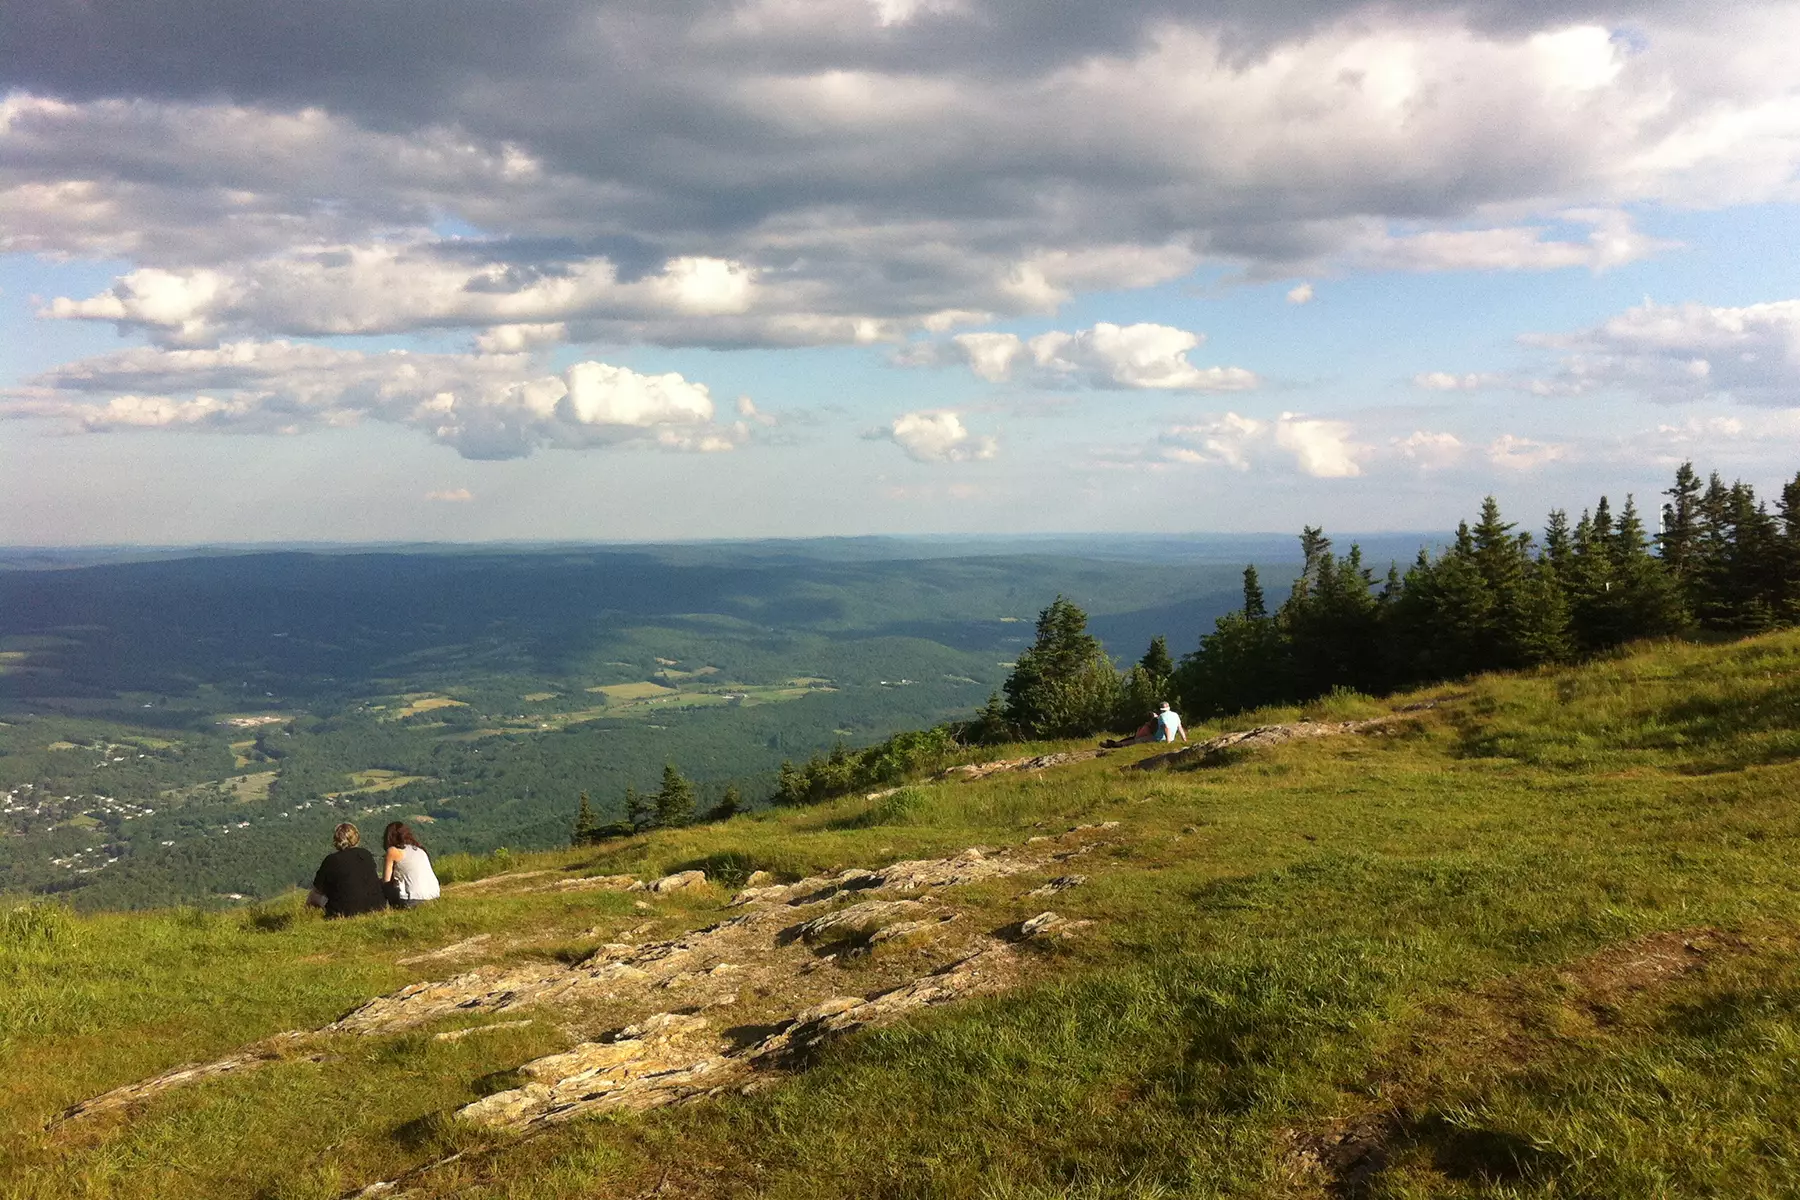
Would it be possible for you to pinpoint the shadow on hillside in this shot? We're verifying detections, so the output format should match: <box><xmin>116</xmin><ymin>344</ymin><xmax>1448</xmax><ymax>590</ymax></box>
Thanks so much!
<box><xmin>1659</xmin><ymin>677</ymin><xmax>1800</xmax><ymax>772</ymax></box>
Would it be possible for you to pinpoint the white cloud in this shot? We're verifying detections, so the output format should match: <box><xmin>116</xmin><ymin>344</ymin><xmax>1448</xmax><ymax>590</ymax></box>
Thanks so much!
<box><xmin>1</xmin><ymin>341</ymin><xmax>746</xmax><ymax>460</ymax></box>
<box><xmin>1488</xmin><ymin>434</ymin><xmax>1570</xmax><ymax>471</ymax></box>
<box><xmin>934</xmin><ymin>322</ymin><xmax>1257</xmax><ymax>391</ymax></box>
<box><xmin>1352</xmin><ymin>210</ymin><xmax>1677</xmax><ymax>274</ymax></box>
<box><xmin>872</xmin><ymin>410</ymin><xmax>998</xmax><ymax>463</ymax></box>
<box><xmin>9</xmin><ymin>6</ymin><xmax>1800</xmax><ymax>350</ymax></box>
<box><xmin>1393</xmin><ymin>430</ymin><xmax>1467</xmax><ymax>470</ymax></box>
<box><xmin>1412</xmin><ymin>371</ymin><xmax>1504</xmax><ymax>391</ymax></box>
<box><xmin>1274</xmin><ymin>414</ymin><xmax>1365</xmax><ymax>478</ymax></box>
<box><xmin>1158</xmin><ymin>413</ymin><xmax>1266</xmax><ymax>470</ymax></box>
<box><xmin>1157</xmin><ymin>411</ymin><xmax>1366</xmax><ymax>477</ymax></box>
<box><xmin>42</xmin><ymin>246</ymin><xmax>758</xmax><ymax>347</ymax></box>
<box><xmin>1525</xmin><ymin>298</ymin><xmax>1800</xmax><ymax>403</ymax></box>
<box><xmin>475</xmin><ymin>323</ymin><xmax>567</xmax><ymax>354</ymax></box>
<box><xmin>424</xmin><ymin>488</ymin><xmax>474</xmax><ymax>502</ymax></box>
<box><xmin>1286</xmin><ymin>282</ymin><xmax>1314</xmax><ymax>305</ymax></box>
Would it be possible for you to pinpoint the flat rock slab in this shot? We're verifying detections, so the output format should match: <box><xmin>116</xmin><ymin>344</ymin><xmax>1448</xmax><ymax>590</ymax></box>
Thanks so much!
<box><xmin>1127</xmin><ymin>717</ymin><xmax>1398</xmax><ymax>771</ymax></box>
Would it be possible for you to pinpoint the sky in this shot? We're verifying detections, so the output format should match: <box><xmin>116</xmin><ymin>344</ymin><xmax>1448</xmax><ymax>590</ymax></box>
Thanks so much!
<box><xmin>3</xmin><ymin>0</ymin><xmax>1800</xmax><ymax>545</ymax></box>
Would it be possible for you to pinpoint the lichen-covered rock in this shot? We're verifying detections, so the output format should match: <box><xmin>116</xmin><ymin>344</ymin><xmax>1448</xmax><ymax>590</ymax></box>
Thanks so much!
<box><xmin>791</xmin><ymin>899</ymin><xmax>932</xmax><ymax>943</ymax></box>
<box><xmin>640</xmin><ymin>870</ymin><xmax>708</xmax><ymax>894</ymax></box>
<box><xmin>1018</xmin><ymin>911</ymin><xmax>1092</xmax><ymax>940</ymax></box>
<box><xmin>1024</xmin><ymin>874</ymin><xmax>1087</xmax><ymax>897</ymax></box>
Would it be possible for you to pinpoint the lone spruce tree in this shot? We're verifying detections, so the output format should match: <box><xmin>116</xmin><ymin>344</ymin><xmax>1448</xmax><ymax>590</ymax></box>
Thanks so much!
<box><xmin>708</xmin><ymin>784</ymin><xmax>743</xmax><ymax>822</ymax></box>
<box><xmin>571</xmin><ymin>791</ymin><xmax>599</xmax><ymax>846</ymax></box>
<box><xmin>655</xmin><ymin>764</ymin><xmax>696</xmax><ymax>828</ymax></box>
<box><xmin>1002</xmin><ymin>595</ymin><xmax>1120</xmax><ymax>737</ymax></box>
<box><xmin>625</xmin><ymin>784</ymin><xmax>656</xmax><ymax>833</ymax></box>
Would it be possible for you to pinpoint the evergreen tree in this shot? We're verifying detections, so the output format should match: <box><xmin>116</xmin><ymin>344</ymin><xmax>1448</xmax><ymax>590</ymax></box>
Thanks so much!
<box><xmin>1241</xmin><ymin>564</ymin><xmax>1268</xmax><ymax>619</ymax></box>
<box><xmin>655</xmin><ymin>764</ymin><xmax>696</xmax><ymax>828</ymax></box>
<box><xmin>1610</xmin><ymin>495</ymin><xmax>1688</xmax><ymax>639</ymax></box>
<box><xmin>571</xmin><ymin>791</ymin><xmax>599</xmax><ymax>846</ymax></box>
<box><xmin>1660</xmin><ymin>461</ymin><xmax>1704</xmax><ymax>594</ymax></box>
<box><xmin>625</xmin><ymin>784</ymin><xmax>655</xmax><ymax>833</ymax></box>
<box><xmin>1174</xmin><ymin>563</ymin><xmax>1292</xmax><ymax>717</ymax></box>
<box><xmin>708</xmin><ymin>784</ymin><xmax>742</xmax><ymax>823</ymax></box>
<box><xmin>1393</xmin><ymin>535</ymin><xmax>1494</xmax><ymax>681</ymax></box>
<box><xmin>1778</xmin><ymin>471</ymin><xmax>1800</xmax><ymax>621</ymax></box>
<box><xmin>1139</xmin><ymin>636</ymin><xmax>1174</xmax><ymax>684</ymax></box>
<box><xmin>1002</xmin><ymin>595</ymin><xmax>1121</xmax><ymax>737</ymax></box>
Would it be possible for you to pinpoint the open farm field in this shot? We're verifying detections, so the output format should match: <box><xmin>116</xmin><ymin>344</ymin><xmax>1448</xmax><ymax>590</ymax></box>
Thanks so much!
<box><xmin>586</xmin><ymin>681</ymin><xmax>680</xmax><ymax>701</ymax></box>
<box><xmin>5</xmin><ymin>633</ymin><xmax>1799</xmax><ymax>1198</ymax></box>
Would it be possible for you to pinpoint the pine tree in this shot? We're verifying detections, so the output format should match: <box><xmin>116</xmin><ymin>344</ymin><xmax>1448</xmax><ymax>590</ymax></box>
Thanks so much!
<box><xmin>1660</xmin><ymin>461</ymin><xmax>1704</xmax><ymax>593</ymax></box>
<box><xmin>571</xmin><ymin>791</ymin><xmax>599</xmax><ymax>846</ymax></box>
<box><xmin>655</xmin><ymin>764</ymin><xmax>695</xmax><ymax>828</ymax></box>
<box><xmin>1610</xmin><ymin>494</ymin><xmax>1688</xmax><ymax>639</ymax></box>
<box><xmin>1778</xmin><ymin>471</ymin><xmax>1800</xmax><ymax>621</ymax></box>
<box><xmin>625</xmin><ymin>784</ymin><xmax>655</xmax><ymax>833</ymax></box>
<box><xmin>1002</xmin><ymin>595</ymin><xmax>1120</xmax><ymax>737</ymax></box>
<box><xmin>708</xmin><ymin>784</ymin><xmax>742</xmax><ymax>823</ymax></box>
<box><xmin>1139</xmin><ymin>636</ymin><xmax>1174</xmax><ymax>683</ymax></box>
<box><xmin>1241</xmin><ymin>564</ymin><xmax>1268</xmax><ymax>619</ymax></box>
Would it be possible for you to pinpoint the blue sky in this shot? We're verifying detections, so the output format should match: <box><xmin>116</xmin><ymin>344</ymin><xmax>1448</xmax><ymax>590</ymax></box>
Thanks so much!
<box><xmin>4</xmin><ymin>3</ymin><xmax>1800</xmax><ymax>545</ymax></box>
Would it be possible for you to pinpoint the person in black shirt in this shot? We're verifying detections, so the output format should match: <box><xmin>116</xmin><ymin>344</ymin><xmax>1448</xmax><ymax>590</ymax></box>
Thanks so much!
<box><xmin>306</xmin><ymin>822</ymin><xmax>386</xmax><ymax>919</ymax></box>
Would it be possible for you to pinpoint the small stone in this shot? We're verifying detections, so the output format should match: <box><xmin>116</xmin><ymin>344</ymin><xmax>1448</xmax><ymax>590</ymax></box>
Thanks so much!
<box><xmin>743</xmin><ymin>870</ymin><xmax>775</xmax><ymax>888</ymax></box>
<box><xmin>647</xmin><ymin>870</ymin><xmax>708</xmax><ymax>894</ymax></box>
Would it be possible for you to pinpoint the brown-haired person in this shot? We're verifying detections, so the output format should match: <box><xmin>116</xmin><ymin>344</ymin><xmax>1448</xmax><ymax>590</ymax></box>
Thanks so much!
<box><xmin>305</xmin><ymin>823</ymin><xmax>386</xmax><ymax>919</ymax></box>
<box><xmin>381</xmin><ymin>821</ymin><xmax>441</xmax><ymax>910</ymax></box>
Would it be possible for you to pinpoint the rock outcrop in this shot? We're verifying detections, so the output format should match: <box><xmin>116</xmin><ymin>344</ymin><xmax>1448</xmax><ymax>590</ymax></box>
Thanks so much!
<box><xmin>54</xmin><ymin>825</ymin><xmax>1117</xmax><ymax>1131</ymax></box>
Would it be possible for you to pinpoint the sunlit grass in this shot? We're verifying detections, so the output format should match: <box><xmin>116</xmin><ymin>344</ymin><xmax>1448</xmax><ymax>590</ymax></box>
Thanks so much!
<box><xmin>6</xmin><ymin>631</ymin><xmax>1800</xmax><ymax>1197</ymax></box>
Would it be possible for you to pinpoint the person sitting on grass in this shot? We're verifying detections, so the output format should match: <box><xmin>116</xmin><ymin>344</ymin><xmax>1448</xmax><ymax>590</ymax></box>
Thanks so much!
<box><xmin>380</xmin><ymin>820</ymin><xmax>441</xmax><ymax>910</ymax></box>
<box><xmin>305</xmin><ymin>822</ymin><xmax>386</xmax><ymax>919</ymax></box>
<box><xmin>1101</xmin><ymin>710</ymin><xmax>1162</xmax><ymax>749</ymax></box>
<box><xmin>1154</xmin><ymin>701</ymin><xmax>1187</xmax><ymax>743</ymax></box>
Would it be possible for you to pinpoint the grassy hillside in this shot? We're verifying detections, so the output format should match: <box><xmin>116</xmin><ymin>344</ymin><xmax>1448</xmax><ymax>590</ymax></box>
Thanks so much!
<box><xmin>5</xmin><ymin>632</ymin><xmax>1800</xmax><ymax>1198</ymax></box>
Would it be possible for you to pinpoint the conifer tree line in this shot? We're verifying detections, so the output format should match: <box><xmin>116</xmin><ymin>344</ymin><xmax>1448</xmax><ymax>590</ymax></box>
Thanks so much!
<box><xmin>582</xmin><ymin>460</ymin><xmax>1800</xmax><ymax>819</ymax></box>
<box><xmin>570</xmin><ymin>768</ymin><xmax>741</xmax><ymax>845</ymax></box>
<box><xmin>990</xmin><ymin>460</ymin><xmax>1800</xmax><ymax>735</ymax></box>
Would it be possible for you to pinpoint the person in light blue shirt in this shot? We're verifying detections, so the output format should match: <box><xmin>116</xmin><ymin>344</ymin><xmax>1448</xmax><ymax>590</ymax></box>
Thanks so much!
<box><xmin>1154</xmin><ymin>702</ymin><xmax>1186</xmax><ymax>743</ymax></box>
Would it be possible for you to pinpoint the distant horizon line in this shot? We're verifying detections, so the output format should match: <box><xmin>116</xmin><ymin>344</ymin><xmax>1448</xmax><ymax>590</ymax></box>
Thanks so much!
<box><xmin>0</xmin><ymin>529</ymin><xmax>1454</xmax><ymax>552</ymax></box>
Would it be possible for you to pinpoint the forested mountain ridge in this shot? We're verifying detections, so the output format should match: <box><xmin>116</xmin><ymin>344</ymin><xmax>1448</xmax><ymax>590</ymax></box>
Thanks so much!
<box><xmin>0</xmin><ymin>543</ymin><xmax>1263</xmax><ymax>909</ymax></box>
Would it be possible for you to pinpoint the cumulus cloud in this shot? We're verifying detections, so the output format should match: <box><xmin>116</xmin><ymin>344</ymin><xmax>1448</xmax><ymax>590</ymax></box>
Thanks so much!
<box><xmin>1525</xmin><ymin>298</ymin><xmax>1800</xmax><ymax>403</ymax></box>
<box><xmin>869</xmin><ymin>410</ymin><xmax>998</xmax><ymax>463</ymax></box>
<box><xmin>1156</xmin><ymin>411</ymin><xmax>1367</xmax><ymax>477</ymax></box>
<box><xmin>6</xmin><ymin>5</ymin><xmax>1800</xmax><ymax>349</ymax></box>
<box><xmin>1394</xmin><ymin>430</ymin><xmax>1467</xmax><ymax>470</ymax></box>
<box><xmin>922</xmin><ymin>322</ymin><xmax>1257</xmax><ymax>391</ymax></box>
<box><xmin>1488</xmin><ymin>433</ymin><xmax>1570</xmax><ymax>470</ymax></box>
<box><xmin>1286</xmin><ymin>282</ymin><xmax>1314</xmax><ymax>304</ymax></box>
<box><xmin>0</xmin><ymin>341</ymin><xmax>749</xmax><ymax>460</ymax></box>
<box><xmin>42</xmin><ymin>246</ymin><xmax>758</xmax><ymax>347</ymax></box>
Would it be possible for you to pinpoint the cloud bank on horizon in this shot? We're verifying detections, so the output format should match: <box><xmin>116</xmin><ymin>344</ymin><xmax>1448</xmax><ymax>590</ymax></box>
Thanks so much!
<box><xmin>4</xmin><ymin>0</ymin><xmax>1800</xmax><ymax>540</ymax></box>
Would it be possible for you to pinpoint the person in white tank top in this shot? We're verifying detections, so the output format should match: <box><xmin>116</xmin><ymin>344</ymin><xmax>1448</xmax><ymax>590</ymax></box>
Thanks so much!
<box><xmin>380</xmin><ymin>821</ymin><xmax>441</xmax><ymax>909</ymax></box>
